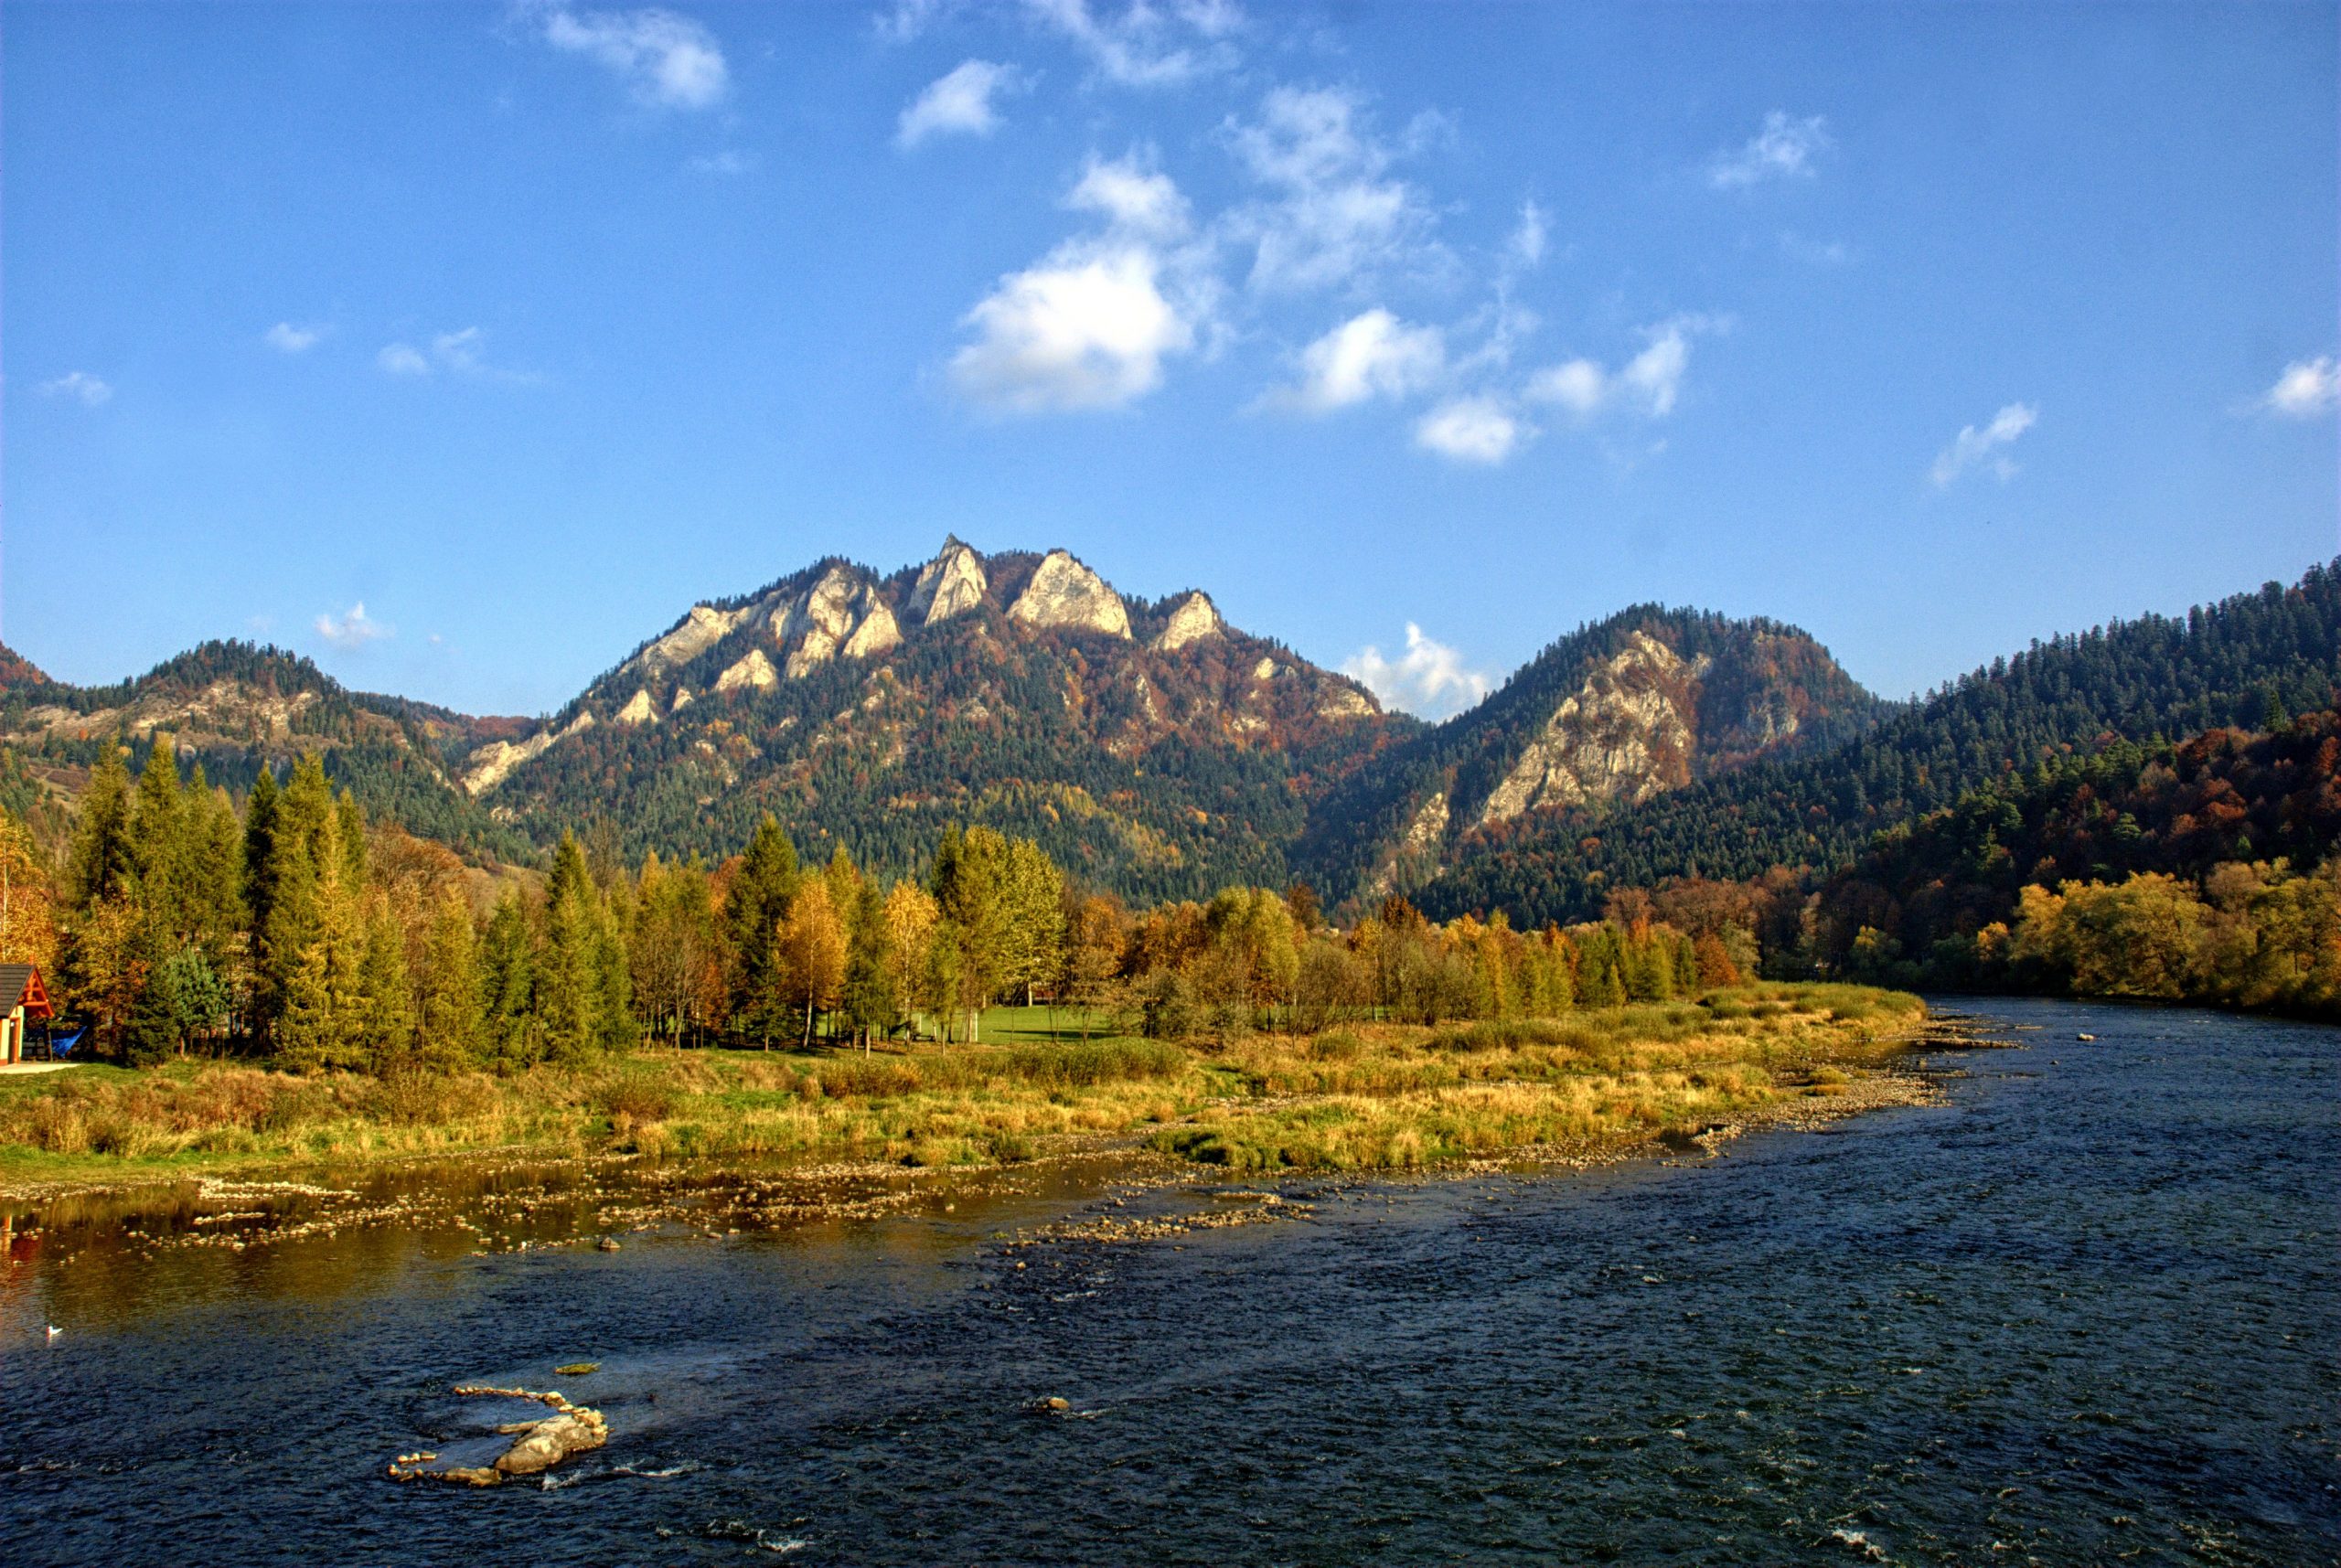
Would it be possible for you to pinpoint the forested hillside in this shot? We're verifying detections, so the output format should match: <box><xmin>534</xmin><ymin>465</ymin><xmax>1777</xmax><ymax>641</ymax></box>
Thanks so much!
<box><xmin>463</xmin><ymin>540</ymin><xmax>1410</xmax><ymax>901</ymax></box>
<box><xmin>1800</xmin><ymin>708</ymin><xmax>2340</xmax><ymax>1015</ymax></box>
<box><xmin>1419</xmin><ymin>564</ymin><xmax>2341</xmax><ymax>925</ymax></box>
<box><xmin>0</xmin><ymin>640</ymin><xmax>529</xmax><ymax>859</ymax></box>
<box><xmin>1294</xmin><ymin>606</ymin><xmax>1887</xmax><ymax>909</ymax></box>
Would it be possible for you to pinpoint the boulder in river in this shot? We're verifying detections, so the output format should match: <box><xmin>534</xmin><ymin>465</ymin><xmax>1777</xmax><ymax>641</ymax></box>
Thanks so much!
<box><xmin>388</xmin><ymin>1385</ymin><xmax>608</xmax><ymax>1487</ymax></box>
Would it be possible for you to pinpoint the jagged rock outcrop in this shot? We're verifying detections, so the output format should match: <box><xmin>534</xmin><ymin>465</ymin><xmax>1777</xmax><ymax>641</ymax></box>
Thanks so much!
<box><xmin>1318</xmin><ymin>684</ymin><xmax>1377</xmax><ymax>720</ymax></box>
<box><xmin>716</xmin><ymin>647</ymin><xmax>779</xmax><ymax>694</ymax></box>
<box><xmin>1009</xmin><ymin>550</ymin><xmax>1130</xmax><ymax>638</ymax></box>
<box><xmin>625</xmin><ymin>603</ymin><xmax>748</xmax><ymax>677</ymax></box>
<box><xmin>615</xmin><ymin>688</ymin><xmax>656</xmax><ymax>726</ymax></box>
<box><xmin>1152</xmin><ymin>591</ymin><xmax>1224</xmax><ymax>652</ymax></box>
<box><xmin>770</xmin><ymin>566</ymin><xmax>902</xmax><ymax>677</ymax></box>
<box><xmin>1475</xmin><ymin>633</ymin><xmax>1706</xmax><ymax>827</ymax></box>
<box><xmin>905</xmin><ymin>537</ymin><xmax>989</xmax><ymax>625</ymax></box>
<box><xmin>463</xmin><ymin>710</ymin><xmax>595</xmax><ymax>795</ymax></box>
<box><xmin>1365</xmin><ymin>790</ymin><xmax>1449</xmax><ymax>900</ymax></box>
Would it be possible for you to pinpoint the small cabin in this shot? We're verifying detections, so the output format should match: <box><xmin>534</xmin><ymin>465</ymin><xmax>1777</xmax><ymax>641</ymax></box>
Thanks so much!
<box><xmin>0</xmin><ymin>964</ymin><xmax>55</xmax><ymax>1064</ymax></box>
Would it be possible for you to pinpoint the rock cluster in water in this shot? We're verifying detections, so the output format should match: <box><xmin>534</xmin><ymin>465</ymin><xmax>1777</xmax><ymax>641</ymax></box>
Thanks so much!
<box><xmin>388</xmin><ymin>1385</ymin><xmax>608</xmax><ymax>1488</ymax></box>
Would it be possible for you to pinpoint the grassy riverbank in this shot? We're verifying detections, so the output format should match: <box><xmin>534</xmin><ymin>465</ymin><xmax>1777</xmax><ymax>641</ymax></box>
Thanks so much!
<box><xmin>0</xmin><ymin>984</ymin><xmax>1927</xmax><ymax>1192</ymax></box>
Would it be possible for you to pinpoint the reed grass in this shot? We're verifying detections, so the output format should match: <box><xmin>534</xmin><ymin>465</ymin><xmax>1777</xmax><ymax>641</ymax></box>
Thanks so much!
<box><xmin>0</xmin><ymin>984</ymin><xmax>1923</xmax><ymax>1188</ymax></box>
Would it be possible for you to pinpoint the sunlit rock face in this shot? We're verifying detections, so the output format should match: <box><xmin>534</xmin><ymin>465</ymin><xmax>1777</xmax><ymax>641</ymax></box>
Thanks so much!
<box><xmin>1365</xmin><ymin>788</ymin><xmax>1449</xmax><ymax>901</ymax></box>
<box><xmin>1010</xmin><ymin>550</ymin><xmax>1131</xmax><ymax>638</ymax></box>
<box><xmin>905</xmin><ymin>537</ymin><xmax>989</xmax><ymax>625</ymax></box>
<box><xmin>1151</xmin><ymin>591</ymin><xmax>1224</xmax><ymax>652</ymax></box>
<box><xmin>625</xmin><ymin>603</ymin><xmax>749</xmax><ymax>677</ymax></box>
<box><xmin>715</xmin><ymin>647</ymin><xmax>779</xmax><ymax>693</ymax></box>
<box><xmin>615</xmin><ymin>688</ymin><xmax>657</xmax><ymax>726</ymax></box>
<box><xmin>462</xmin><ymin>710</ymin><xmax>595</xmax><ymax>795</ymax></box>
<box><xmin>768</xmin><ymin>565</ymin><xmax>903</xmax><ymax>677</ymax></box>
<box><xmin>1475</xmin><ymin>633</ymin><xmax>1707</xmax><ymax>827</ymax></box>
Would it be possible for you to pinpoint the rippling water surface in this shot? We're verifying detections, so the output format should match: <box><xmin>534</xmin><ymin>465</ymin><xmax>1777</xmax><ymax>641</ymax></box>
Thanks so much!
<box><xmin>2</xmin><ymin>997</ymin><xmax>2335</xmax><ymax>1565</ymax></box>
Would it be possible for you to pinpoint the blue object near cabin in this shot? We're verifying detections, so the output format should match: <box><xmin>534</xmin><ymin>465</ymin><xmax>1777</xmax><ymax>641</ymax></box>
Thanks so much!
<box><xmin>49</xmin><ymin>1029</ymin><xmax>83</xmax><ymax>1058</ymax></box>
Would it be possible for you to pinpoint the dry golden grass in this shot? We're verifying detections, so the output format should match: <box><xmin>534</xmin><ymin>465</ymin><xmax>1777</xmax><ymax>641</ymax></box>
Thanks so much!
<box><xmin>0</xmin><ymin>984</ymin><xmax>1924</xmax><ymax>1188</ymax></box>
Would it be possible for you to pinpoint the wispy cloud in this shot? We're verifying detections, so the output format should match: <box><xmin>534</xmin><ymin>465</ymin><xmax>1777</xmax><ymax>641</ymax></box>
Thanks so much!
<box><xmin>1930</xmin><ymin>401</ymin><xmax>2037</xmax><ymax>486</ymax></box>
<box><xmin>377</xmin><ymin>327</ymin><xmax>536</xmax><ymax>383</ymax></box>
<box><xmin>2260</xmin><ymin>356</ymin><xmax>2338</xmax><ymax>418</ymax></box>
<box><xmin>950</xmin><ymin>153</ymin><xmax>1211</xmax><ymax>412</ymax></box>
<box><xmin>1342</xmin><ymin>623</ymin><xmax>1491</xmax><ymax>719</ymax></box>
<box><xmin>315</xmin><ymin>602</ymin><xmax>392</xmax><ymax>650</ymax></box>
<box><xmin>1025</xmin><ymin>0</ymin><xmax>1242</xmax><ymax>88</ymax></box>
<box><xmin>1505</xmin><ymin>199</ymin><xmax>1548</xmax><ymax>271</ymax></box>
<box><xmin>687</xmin><ymin>148</ymin><xmax>757</xmax><ymax>176</ymax></box>
<box><xmin>897</xmin><ymin>59</ymin><xmax>1030</xmax><ymax>148</ymax></box>
<box><xmin>1263</xmin><ymin>308</ymin><xmax>1444</xmax><ymax>414</ymax></box>
<box><xmin>873</xmin><ymin>0</ymin><xmax>957</xmax><ymax>42</ymax></box>
<box><xmin>1223</xmin><ymin>85</ymin><xmax>1442</xmax><ymax>296</ymax></box>
<box><xmin>39</xmin><ymin>371</ymin><xmax>112</xmax><ymax>407</ymax></box>
<box><xmin>1524</xmin><ymin>317</ymin><xmax>1716</xmax><ymax>421</ymax></box>
<box><xmin>1710</xmin><ymin>111</ymin><xmax>1832</xmax><ymax>188</ymax></box>
<box><xmin>1415</xmin><ymin>397</ymin><xmax>1524</xmax><ymax>464</ymax></box>
<box><xmin>264</xmin><ymin>322</ymin><xmax>327</xmax><ymax>354</ymax></box>
<box><xmin>527</xmin><ymin>1</ymin><xmax>728</xmax><ymax>111</ymax></box>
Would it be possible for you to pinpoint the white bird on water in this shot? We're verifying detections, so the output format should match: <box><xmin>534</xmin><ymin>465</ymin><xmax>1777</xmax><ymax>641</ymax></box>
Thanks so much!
<box><xmin>46</xmin><ymin>1325</ymin><xmax>61</xmax><ymax>1344</ymax></box>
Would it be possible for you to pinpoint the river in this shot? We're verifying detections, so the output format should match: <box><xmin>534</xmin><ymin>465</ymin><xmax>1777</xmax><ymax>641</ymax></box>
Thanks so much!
<box><xmin>1</xmin><ymin>997</ymin><xmax>2334</xmax><ymax>1565</ymax></box>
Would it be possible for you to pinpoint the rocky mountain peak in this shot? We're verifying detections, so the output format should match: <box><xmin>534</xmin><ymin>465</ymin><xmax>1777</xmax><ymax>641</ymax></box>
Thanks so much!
<box><xmin>905</xmin><ymin>536</ymin><xmax>989</xmax><ymax>625</ymax></box>
<box><xmin>1151</xmin><ymin>590</ymin><xmax>1224</xmax><ymax>652</ymax></box>
<box><xmin>1008</xmin><ymin>549</ymin><xmax>1131</xmax><ymax>639</ymax></box>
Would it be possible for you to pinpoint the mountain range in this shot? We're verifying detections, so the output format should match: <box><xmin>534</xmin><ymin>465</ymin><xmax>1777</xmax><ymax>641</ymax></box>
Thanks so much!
<box><xmin>5</xmin><ymin>544</ymin><xmax>2336</xmax><ymax>920</ymax></box>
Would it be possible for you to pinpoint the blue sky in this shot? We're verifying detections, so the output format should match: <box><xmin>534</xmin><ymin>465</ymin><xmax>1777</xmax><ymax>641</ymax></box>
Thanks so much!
<box><xmin>7</xmin><ymin>0</ymin><xmax>2336</xmax><ymax>719</ymax></box>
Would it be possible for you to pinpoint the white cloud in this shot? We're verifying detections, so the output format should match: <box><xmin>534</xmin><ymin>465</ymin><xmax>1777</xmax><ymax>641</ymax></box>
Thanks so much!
<box><xmin>2261</xmin><ymin>356</ymin><xmax>2338</xmax><ymax>418</ymax></box>
<box><xmin>1710</xmin><ymin>111</ymin><xmax>1832</xmax><ymax>188</ymax></box>
<box><xmin>1930</xmin><ymin>401</ymin><xmax>2037</xmax><ymax>486</ymax></box>
<box><xmin>1342</xmin><ymin>623</ymin><xmax>1491</xmax><ymax>720</ymax></box>
<box><xmin>1224</xmin><ymin>85</ymin><xmax>1439</xmax><ymax>295</ymax></box>
<box><xmin>264</xmin><ymin>322</ymin><xmax>326</xmax><ymax>354</ymax></box>
<box><xmin>1506</xmin><ymin>199</ymin><xmax>1548</xmax><ymax>270</ymax></box>
<box><xmin>315</xmin><ymin>602</ymin><xmax>392</xmax><ymax>650</ymax></box>
<box><xmin>897</xmin><ymin>59</ymin><xmax>1029</xmax><ymax>148</ymax></box>
<box><xmin>952</xmin><ymin>247</ymin><xmax>1194</xmax><ymax>412</ymax></box>
<box><xmin>1266</xmin><ymin>308</ymin><xmax>1444</xmax><ymax>413</ymax></box>
<box><xmin>951</xmin><ymin>155</ymin><xmax>1210</xmax><ymax>413</ymax></box>
<box><xmin>38</xmin><ymin>371</ymin><xmax>112</xmax><ymax>406</ymax></box>
<box><xmin>531</xmin><ymin>2</ymin><xmax>727</xmax><ymax>111</ymax></box>
<box><xmin>1067</xmin><ymin>151</ymin><xmax>1189</xmax><ymax>236</ymax></box>
<box><xmin>378</xmin><ymin>343</ymin><xmax>432</xmax><ymax>376</ymax></box>
<box><xmin>1024</xmin><ymin>0</ymin><xmax>1241</xmax><ymax>88</ymax></box>
<box><xmin>1415</xmin><ymin>397</ymin><xmax>1524</xmax><ymax>464</ymax></box>
<box><xmin>1524</xmin><ymin>318</ymin><xmax>1706</xmax><ymax>421</ymax></box>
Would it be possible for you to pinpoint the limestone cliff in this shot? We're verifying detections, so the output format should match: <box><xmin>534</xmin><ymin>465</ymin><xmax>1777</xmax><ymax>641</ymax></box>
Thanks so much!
<box><xmin>1008</xmin><ymin>550</ymin><xmax>1131</xmax><ymax>638</ymax></box>
<box><xmin>1474</xmin><ymin>633</ymin><xmax>1706</xmax><ymax>827</ymax></box>
<box><xmin>1151</xmin><ymin>591</ymin><xmax>1224</xmax><ymax>652</ymax></box>
<box><xmin>905</xmin><ymin>537</ymin><xmax>988</xmax><ymax>625</ymax></box>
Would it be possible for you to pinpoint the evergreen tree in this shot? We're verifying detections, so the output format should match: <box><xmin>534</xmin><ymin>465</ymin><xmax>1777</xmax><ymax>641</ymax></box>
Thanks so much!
<box><xmin>355</xmin><ymin>893</ymin><xmax>413</xmax><ymax>1072</ymax></box>
<box><xmin>478</xmin><ymin>887</ymin><xmax>539</xmax><ymax>1069</ymax></box>
<box><xmin>415</xmin><ymin>890</ymin><xmax>485</xmax><ymax>1070</ymax></box>
<box><xmin>65</xmin><ymin>738</ymin><xmax>136</xmax><ymax>912</ymax></box>
<box><xmin>723</xmin><ymin>815</ymin><xmax>801</xmax><ymax>1045</ymax></box>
